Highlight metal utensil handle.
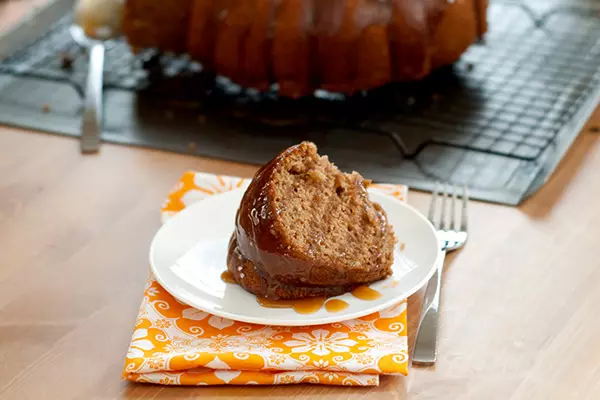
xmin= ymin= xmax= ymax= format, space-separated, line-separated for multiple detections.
xmin=81 ymin=42 xmax=104 ymax=153
xmin=412 ymin=250 xmax=446 ymax=365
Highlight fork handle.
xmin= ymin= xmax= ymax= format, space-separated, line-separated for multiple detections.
xmin=81 ymin=42 xmax=104 ymax=154
xmin=412 ymin=250 xmax=446 ymax=365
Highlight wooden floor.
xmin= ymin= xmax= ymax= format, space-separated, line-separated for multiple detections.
xmin=0 ymin=104 xmax=600 ymax=399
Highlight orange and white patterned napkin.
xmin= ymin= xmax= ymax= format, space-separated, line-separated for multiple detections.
xmin=123 ymin=172 xmax=409 ymax=386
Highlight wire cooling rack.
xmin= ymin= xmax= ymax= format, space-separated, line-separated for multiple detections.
xmin=0 ymin=0 xmax=599 ymax=204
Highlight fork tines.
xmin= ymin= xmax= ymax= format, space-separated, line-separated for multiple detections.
xmin=428 ymin=182 xmax=468 ymax=233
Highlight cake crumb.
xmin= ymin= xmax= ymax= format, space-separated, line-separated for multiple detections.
xmin=188 ymin=141 xmax=197 ymax=151
xmin=42 ymin=104 xmax=50 ymax=113
xmin=466 ymin=63 xmax=475 ymax=71
xmin=399 ymin=243 xmax=406 ymax=251
xmin=307 ymin=169 xmax=326 ymax=182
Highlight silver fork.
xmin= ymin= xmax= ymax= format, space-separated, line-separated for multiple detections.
xmin=412 ymin=183 xmax=469 ymax=365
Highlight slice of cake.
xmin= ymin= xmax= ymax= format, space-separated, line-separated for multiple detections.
xmin=227 ymin=142 xmax=396 ymax=300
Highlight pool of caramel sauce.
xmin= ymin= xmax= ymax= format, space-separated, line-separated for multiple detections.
xmin=257 ymin=297 xmax=353 ymax=314
xmin=257 ymin=297 xmax=328 ymax=314
xmin=350 ymin=285 xmax=382 ymax=300
xmin=220 ymin=270 xmax=237 ymax=284
xmin=221 ymin=271 xmax=381 ymax=315
xmin=324 ymin=299 xmax=349 ymax=313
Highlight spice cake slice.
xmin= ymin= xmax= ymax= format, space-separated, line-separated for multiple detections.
xmin=227 ymin=142 xmax=396 ymax=300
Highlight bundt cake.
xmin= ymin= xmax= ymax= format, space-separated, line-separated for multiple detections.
xmin=123 ymin=0 xmax=192 ymax=53
xmin=123 ymin=0 xmax=488 ymax=97
xmin=227 ymin=142 xmax=396 ymax=300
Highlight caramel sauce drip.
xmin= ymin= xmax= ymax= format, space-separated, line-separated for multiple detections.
xmin=257 ymin=288 xmax=378 ymax=315
xmin=324 ymin=299 xmax=349 ymax=313
xmin=220 ymin=270 xmax=237 ymax=284
xmin=256 ymin=296 xmax=326 ymax=314
xmin=351 ymin=285 xmax=382 ymax=301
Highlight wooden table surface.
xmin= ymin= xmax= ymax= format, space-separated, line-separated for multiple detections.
xmin=3 ymin=3 xmax=600 ymax=400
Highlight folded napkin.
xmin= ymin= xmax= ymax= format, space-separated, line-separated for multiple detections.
xmin=123 ymin=172 xmax=409 ymax=386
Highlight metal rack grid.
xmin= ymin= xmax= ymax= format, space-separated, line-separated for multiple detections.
xmin=1 ymin=0 xmax=599 ymax=205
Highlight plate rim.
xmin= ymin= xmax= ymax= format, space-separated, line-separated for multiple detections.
xmin=149 ymin=188 xmax=441 ymax=326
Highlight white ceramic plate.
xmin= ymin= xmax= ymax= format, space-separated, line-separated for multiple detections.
xmin=150 ymin=188 xmax=440 ymax=326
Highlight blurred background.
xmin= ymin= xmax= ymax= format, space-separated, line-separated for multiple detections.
xmin=1 ymin=0 xmax=599 ymax=205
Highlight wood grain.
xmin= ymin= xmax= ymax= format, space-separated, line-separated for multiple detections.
xmin=0 ymin=0 xmax=52 ymax=35
xmin=0 ymin=109 xmax=598 ymax=399
xmin=3 ymin=1 xmax=600 ymax=399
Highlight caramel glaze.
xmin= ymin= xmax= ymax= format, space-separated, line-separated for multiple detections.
xmin=473 ymin=0 xmax=488 ymax=41
xmin=224 ymin=258 xmax=373 ymax=314
xmin=126 ymin=1 xmax=488 ymax=99
xmin=257 ymin=297 xmax=326 ymax=315
xmin=351 ymin=286 xmax=382 ymax=301
xmin=232 ymin=143 xmax=393 ymax=293
xmin=325 ymin=299 xmax=350 ymax=313
xmin=256 ymin=297 xmax=350 ymax=315
xmin=220 ymin=270 xmax=237 ymax=284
